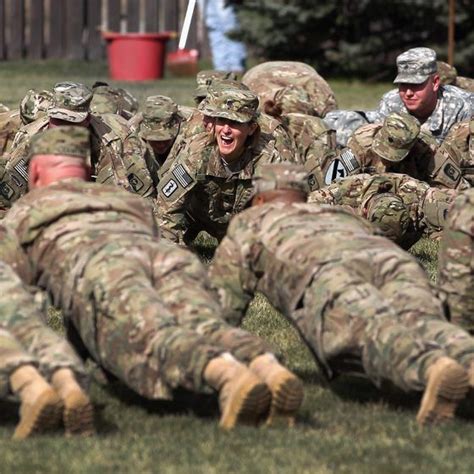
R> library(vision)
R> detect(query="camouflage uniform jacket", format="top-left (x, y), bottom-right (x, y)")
top-left (433, 119), bottom-right (474, 188)
top-left (3, 179), bottom-right (157, 313)
top-left (242, 61), bottom-right (338, 117)
top-left (208, 202), bottom-right (378, 327)
top-left (155, 121), bottom-right (298, 243)
top-left (308, 172), bottom-right (457, 240)
top-left (0, 114), bottom-right (157, 213)
top-left (0, 109), bottom-right (22, 156)
top-left (375, 85), bottom-right (473, 143)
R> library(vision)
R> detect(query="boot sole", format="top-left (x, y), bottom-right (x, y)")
top-left (220, 373), bottom-right (271, 430)
top-left (63, 391), bottom-right (95, 437)
top-left (267, 373), bottom-right (304, 427)
top-left (416, 359), bottom-right (468, 427)
top-left (13, 389), bottom-right (63, 440)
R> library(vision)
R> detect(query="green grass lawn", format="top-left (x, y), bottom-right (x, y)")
top-left (1, 61), bottom-right (472, 473)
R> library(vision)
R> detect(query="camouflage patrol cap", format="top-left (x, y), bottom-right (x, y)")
top-left (253, 163), bottom-right (309, 194)
top-left (28, 126), bottom-right (90, 161)
top-left (48, 82), bottom-right (92, 123)
top-left (20, 89), bottom-right (54, 124)
top-left (372, 112), bottom-right (420, 162)
top-left (194, 70), bottom-right (238, 101)
top-left (394, 47), bottom-right (437, 84)
top-left (365, 193), bottom-right (410, 242)
top-left (437, 61), bottom-right (457, 85)
top-left (139, 95), bottom-right (181, 141)
top-left (90, 84), bottom-right (138, 120)
top-left (198, 80), bottom-right (259, 123)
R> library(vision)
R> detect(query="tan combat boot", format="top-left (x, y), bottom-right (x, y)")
top-left (417, 357), bottom-right (469, 426)
top-left (10, 364), bottom-right (63, 439)
top-left (204, 353), bottom-right (271, 430)
top-left (51, 368), bottom-right (95, 437)
top-left (249, 353), bottom-right (304, 427)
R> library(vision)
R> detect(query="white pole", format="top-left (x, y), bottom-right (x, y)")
top-left (178, 0), bottom-right (197, 50)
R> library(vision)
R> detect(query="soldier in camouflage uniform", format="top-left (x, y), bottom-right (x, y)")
top-left (242, 61), bottom-right (338, 117)
top-left (209, 163), bottom-right (474, 426)
top-left (4, 126), bottom-right (303, 429)
top-left (194, 70), bottom-right (238, 105)
top-left (437, 61), bottom-right (474, 94)
top-left (129, 95), bottom-right (184, 174)
top-left (0, 82), bottom-right (156, 214)
top-left (90, 81), bottom-right (139, 120)
top-left (374, 47), bottom-right (473, 143)
top-left (308, 172), bottom-right (456, 247)
top-left (0, 89), bottom-right (53, 157)
top-left (433, 119), bottom-right (474, 188)
top-left (322, 112), bottom-right (468, 190)
top-left (155, 80), bottom-right (299, 244)
top-left (0, 229), bottom-right (93, 438)
top-left (437, 189), bottom-right (474, 333)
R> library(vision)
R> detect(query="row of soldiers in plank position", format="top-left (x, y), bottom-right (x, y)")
top-left (0, 46), bottom-right (472, 439)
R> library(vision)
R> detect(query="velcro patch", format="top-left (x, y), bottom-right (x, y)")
top-left (0, 181), bottom-right (14, 200)
top-left (127, 173), bottom-right (144, 192)
top-left (339, 149), bottom-right (360, 173)
top-left (172, 164), bottom-right (193, 188)
top-left (14, 159), bottom-right (28, 182)
top-left (443, 161), bottom-right (461, 182)
top-left (162, 179), bottom-right (178, 197)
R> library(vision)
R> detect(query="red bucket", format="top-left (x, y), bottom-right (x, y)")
top-left (102, 32), bottom-right (173, 81)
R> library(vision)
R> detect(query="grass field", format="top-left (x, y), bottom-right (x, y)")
top-left (1, 60), bottom-right (473, 473)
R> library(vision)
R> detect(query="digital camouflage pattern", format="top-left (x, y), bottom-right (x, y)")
top-left (322, 109), bottom-right (372, 148)
top-left (48, 82), bottom-right (92, 123)
top-left (437, 189), bottom-right (474, 332)
top-left (3, 180), bottom-right (271, 399)
top-left (242, 61), bottom-right (337, 117)
top-left (433, 119), bottom-right (474, 188)
top-left (308, 172), bottom-right (457, 247)
top-left (375, 84), bottom-right (473, 143)
top-left (209, 201), bottom-right (474, 390)
top-left (90, 83), bottom-right (139, 120)
top-left (0, 227), bottom-right (86, 398)
top-left (393, 47), bottom-right (437, 84)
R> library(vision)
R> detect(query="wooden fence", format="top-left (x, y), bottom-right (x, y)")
top-left (0, 0), bottom-right (207, 60)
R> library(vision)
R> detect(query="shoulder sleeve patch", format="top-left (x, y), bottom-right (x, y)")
top-left (172, 164), bottom-right (193, 188)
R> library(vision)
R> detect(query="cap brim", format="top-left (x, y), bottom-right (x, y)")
top-left (139, 124), bottom-right (178, 141)
top-left (393, 73), bottom-right (430, 85)
top-left (199, 108), bottom-right (254, 123)
top-left (372, 137), bottom-right (410, 162)
top-left (48, 108), bottom-right (89, 123)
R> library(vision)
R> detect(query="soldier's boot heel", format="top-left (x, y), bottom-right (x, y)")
top-left (250, 354), bottom-right (304, 427)
top-left (10, 365), bottom-right (63, 439)
top-left (204, 353), bottom-right (271, 430)
top-left (51, 368), bottom-right (95, 437)
top-left (417, 357), bottom-right (469, 427)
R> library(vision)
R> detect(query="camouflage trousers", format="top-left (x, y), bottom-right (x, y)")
top-left (0, 262), bottom-right (86, 398)
top-left (437, 194), bottom-right (474, 332)
top-left (67, 238), bottom-right (270, 400)
top-left (292, 247), bottom-right (474, 392)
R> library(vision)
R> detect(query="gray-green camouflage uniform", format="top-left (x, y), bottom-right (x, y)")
top-left (4, 180), bottom-right (271, 400)
top-left (437, 188), bottom-right (474, 332)
top-left (209, 201), bottom-right (474, 392)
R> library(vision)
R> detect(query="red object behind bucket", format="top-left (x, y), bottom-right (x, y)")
top-left (102, 32), bottom-right (173, 81)
top-left (167, 48), bottom-right (199, 76)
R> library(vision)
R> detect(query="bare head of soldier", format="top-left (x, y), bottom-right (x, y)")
top-left (199, 81), bottom-right (259, 164)
top-left (47, 82), bottom-right (93, 129)
top-left (28, 126), bottom-right (90, 189)
top-left (251, 164), bottom-right (309, 206)
top-left (394, 48), bottom-right (440, 121)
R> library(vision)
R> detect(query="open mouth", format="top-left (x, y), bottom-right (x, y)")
top-left (220, 135), bottom-right (234, 147)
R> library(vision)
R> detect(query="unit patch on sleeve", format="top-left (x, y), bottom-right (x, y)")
top-left (162, 179), bottom-right (178, 197)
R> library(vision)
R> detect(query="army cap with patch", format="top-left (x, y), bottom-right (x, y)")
top-left (372, 112), bottom-right (420, 162)
top-left (28, 126), bottom-right (90, 162)
top-left (253, 163), bottom-right (310, 194)
top-left (198, 80), bottom-right (259, 123)
top-left (139, 95), bottom-right (181, 141)
top-left (194, 70), bottom-right (238, 101)
top-left (20, 89), bottom-right (54, 124)
top-left (394, 47), bottom-right (437, 84)
top-left (48, 82), bottom-right (92, 123)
